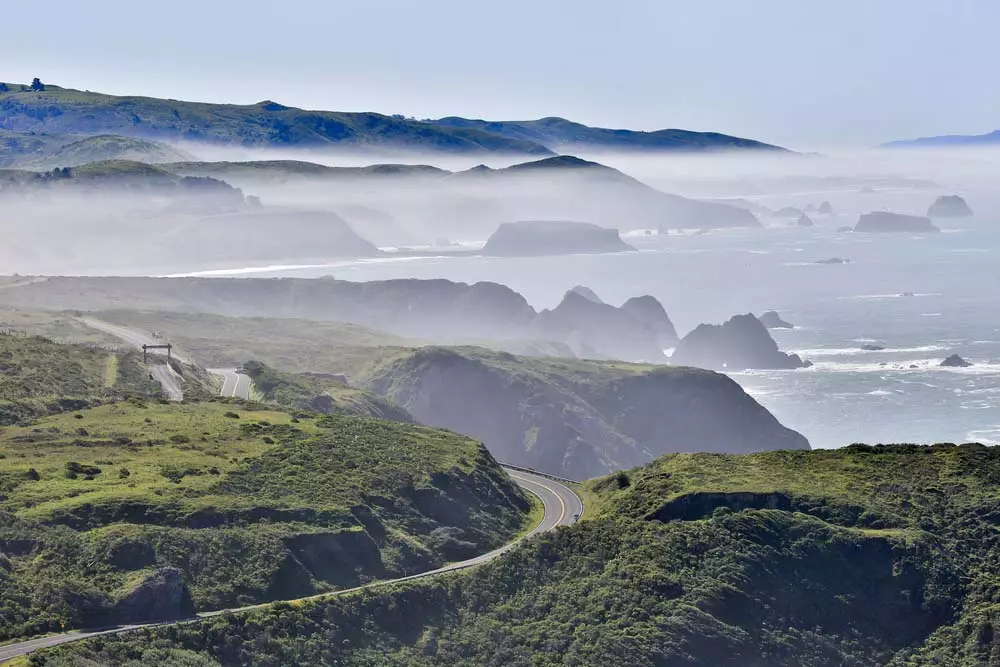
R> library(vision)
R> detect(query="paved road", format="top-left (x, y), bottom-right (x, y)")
top-left (0, 469), bottom-right (581, 664)
top-left (207, 368), bottom-right (252, 399)
top-left (77, 318), bottom-right (186, 401)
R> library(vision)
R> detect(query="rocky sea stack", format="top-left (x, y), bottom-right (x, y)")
top-left (671, 313), bottom-right (808, 371)
top-left (758, 311), bottom-right (794, 329)
top-left (854, 212), bottom-right (940, 233)
top-left (482, 220), bottom-right (635, 257)
top-left (927, 195), bottom-right (973, 218)
top-left (940, 354), bottom-right (973, 368)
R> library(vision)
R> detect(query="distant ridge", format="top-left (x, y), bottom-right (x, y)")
top-left (426, 116), bottom-right (788, 153)
top-left (882, 129), bottom-right (1000, 148)
top-left (0, 81), bottom-right (785, 157)
top-left (0, 83), bottom-right (554, 157)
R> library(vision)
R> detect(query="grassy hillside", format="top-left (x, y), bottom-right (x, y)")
top-left (429, 115), bottom-right (788, 152)
top-left (357, 346), bottom-right (808, 479)
top-left (35, 443), bottom-right (1000, 667)
top-left (0, 402), bottom-right (532, 642)
top-left (0, 84), bottom-right (552, 156)
top-left (243, 360), bottom-right (413, 422)
top-left (0, 331), bottom-right (161, 423)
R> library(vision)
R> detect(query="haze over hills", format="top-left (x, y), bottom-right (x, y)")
top-left (0, 81), bottom-right (786, 161)
top-left (164, 154), bottom-right (760, 245)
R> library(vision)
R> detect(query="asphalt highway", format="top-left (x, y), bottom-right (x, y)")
top-left (0, 468), bottom-right (582, 664)
top-left (207, 368), bottom-right (252, 399)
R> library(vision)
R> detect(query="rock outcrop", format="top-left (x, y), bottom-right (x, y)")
top-left (854, 212), bottom-right (941, 233)
top-left (796, 213), bottom-right (815, 227)
top-left (818, 201), bottom-right (833, 214)
top-left (671, 314), bottom-right (808, 371)
top-left (758, 311), bottom-right (794, 329)
top-left (816, 257), bottom-right (850, 264)
top-left (774, 206), bottom-right (803, 218)
top-left (620, 295), bottom-right (680, 350)
top-left (568, 285), bottom-right (604, 304)
top-left (530, 290), bottom-right (674, 361)
top-left (927, 195), bottom-right (973, 218)
top-left (940, 354), bottom-right (972, 368)
top-left (861, 344), bottom-right (886, 351)
top-left (113, 567), bottom-right (195, 623)
top-left (482, 220), bottom-right (636, 257)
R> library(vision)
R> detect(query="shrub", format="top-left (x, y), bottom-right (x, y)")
top-left (65, 461), bottom-right (101, 479)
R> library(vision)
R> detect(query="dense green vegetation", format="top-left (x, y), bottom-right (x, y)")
top-left (32, 443), bottom-right (1000, 666)
top-left (0, 84), bottom-right (552, 155)
top-left (0, 401), bottom-right (532, 642)
top-left (243, 360), bottom-right (413, 422)
top-left (0, 331), bottom-right (161, 423)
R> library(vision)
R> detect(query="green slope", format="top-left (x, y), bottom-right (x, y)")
top-left (0, 402), bottom-right (531, 642)
top-left (243, 360), bottom-right (413, 422)
top-left (36, 443), bottom-right (1000, 667)
top-left (0, 84), bottom-right (553, 156)
top-left (0, 331), bottom-right (161, 423)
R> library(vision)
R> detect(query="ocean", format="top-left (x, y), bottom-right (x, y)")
top-left (174, 185), bottom-right (1000, 450)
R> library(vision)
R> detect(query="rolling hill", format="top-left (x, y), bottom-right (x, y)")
top-left (0, 82), bottom-right (784, 159)
top-left (882, 129), bottom-right (1000, 148)
top-left (0, 84), bottom-right (553, 156)
top-left (428, 115), bottom-right (788, 153)
top-left (34, 443), bottom-right (1000, 666)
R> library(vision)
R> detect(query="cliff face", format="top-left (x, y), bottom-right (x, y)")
top-left (482, 220), bottom-right (635, 256)
top-left (671, 313), bottom-right (807, 371)
top-left (361, 347), bottom-right (809, 480)
top-left (854, 211), bottom-right (941, 233)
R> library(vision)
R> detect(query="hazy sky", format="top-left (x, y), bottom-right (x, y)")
top-left (3, 0), bottom-right (997, 150)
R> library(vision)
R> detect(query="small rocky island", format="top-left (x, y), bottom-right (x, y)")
top-left (482, 220), bottom-right (636, 257)
top-left (940, 354), bottom-right (973, 368)
top-left (796, 213), bottom-right (815, 227)
top-left (758, 311), bottom-right (794, 329)
top-left (927, 195), bottom-right (973, 218)
top-left (671, 313), bottom-right (809, 371)
top-left (854, 212), bottom-right (941, 233)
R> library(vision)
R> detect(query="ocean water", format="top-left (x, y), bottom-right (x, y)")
top-left (173, 191), bottom-right (1000, 450)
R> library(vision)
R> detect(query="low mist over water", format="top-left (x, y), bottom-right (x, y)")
top-left (176, 154), bottom-right (1000, 450)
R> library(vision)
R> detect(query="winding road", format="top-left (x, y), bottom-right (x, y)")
top-left (0, 468), bottom-right (582, 664)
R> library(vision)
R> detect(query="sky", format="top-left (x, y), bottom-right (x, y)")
top-left (3, 0), bottom-right (997, 150)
